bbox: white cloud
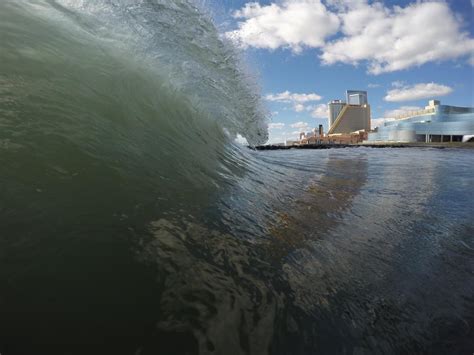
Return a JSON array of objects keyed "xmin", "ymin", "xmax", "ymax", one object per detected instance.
[
  {"xmin": 265, "ymin": 90, "xmax": 322, "ymax": 103},
  {"xmin": 290, "ymin": 121, "xmax": 311, "ymax": 131},
  {"xmin": 310, "ymin": 104, "xmax": 329, "ymax": 118},
  {"xmin": 321, "ymin": 1, "xmax": 474, "ymax": 74},
  {"xmin": 225, "ymin": 0, "xmax": 340, "ymax": 53},
  {"xmin": 368, "ymin": 83, "xmax": 381, "ymax": 88},
  {"xmin": 384, "ymin": 106, "xmax": 422, "ymax": 118},
  {"xmin": 294, "ymin": 103, "xmax": 305, "ymax": 112},
  {"xmin": 226, "ymin": 1, "xmax": 474, "ymax": 74},
  {"xmin": 325, "ymin": 0, "xmax": 367, "ymax": 11},
  {"xmin": 266, "ymin": 91, "xmax": 322, "ymax": 114},
  {"xmin": 268, "ymin": 122, "xmax": 285, "ymax": 129},
  {"xmin": 271, "ymin": 111, "xmax": 279, "ymax": 116},
  {"xmin": 384, "ymin": 82, "xmax": 453, "ymax": 102}
]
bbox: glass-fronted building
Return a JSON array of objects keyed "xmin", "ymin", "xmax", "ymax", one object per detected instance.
[{"xmin": 367, "ymin": 100, "xmax": 474, "ymax": 143}]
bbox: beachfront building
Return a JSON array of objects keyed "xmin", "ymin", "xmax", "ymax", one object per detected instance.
[
  {"xmin": 289, "ymin": 90, "xmax": 370, "ymax": 146},
  {"xmin": 367, "ymin": 100, "xmax": 474, "ymax": 143},
  {"xmin": 327, "ymin": 90, "xmax": 371, "ymax": 134}
]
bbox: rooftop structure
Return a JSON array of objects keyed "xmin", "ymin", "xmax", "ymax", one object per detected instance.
[
  {"xmin": 367, "ymin": 100, "xmax": 474, "ymax": 143},
  {"xmin": 346, "ymin": 90, "xmax": 368, "ymax": 105}
]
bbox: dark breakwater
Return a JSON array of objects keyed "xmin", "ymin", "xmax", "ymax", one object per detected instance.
[{"xmin": 254, "ymin": 143, "xmax": 474, "ymax": 150}]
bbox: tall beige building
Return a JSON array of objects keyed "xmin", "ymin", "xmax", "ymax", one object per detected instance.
[{"xmin": 328, "ymin": 90, "xmax": 371, "ymax": 134}]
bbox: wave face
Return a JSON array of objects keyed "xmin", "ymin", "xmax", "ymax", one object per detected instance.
[{"xmin": 0, "ymin": 0, "xmax": 268, "ymax": 197}]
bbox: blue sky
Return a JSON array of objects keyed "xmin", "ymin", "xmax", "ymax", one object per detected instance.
[{"xmin": 210, "ymin": 0, "xmax": 474, "ymax": 143}]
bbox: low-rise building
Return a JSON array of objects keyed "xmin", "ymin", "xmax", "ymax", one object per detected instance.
[{"xmin": 367, "ymin": 100, "xmax": 474, "ymax": 143}]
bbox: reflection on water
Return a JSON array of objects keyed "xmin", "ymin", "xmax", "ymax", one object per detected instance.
[
  {"xmin": 1, "ymin": 148, "xmax": 474, "ymax": 355},
  {"xmin": 131, "ymin": 149, "xmax": 474, "ymax": 355},
  {"xmin": 138, "ymin": 218, "xmax": 277, "ymax": 354},
  {"xmin": 266, "ymin": 156, "xmax": 368, "ymax": 260}
]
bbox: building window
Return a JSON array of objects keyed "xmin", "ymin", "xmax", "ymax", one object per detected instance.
[{"xmin": 416, "ymin": 135, "xmax": 425, "ymax": 142}]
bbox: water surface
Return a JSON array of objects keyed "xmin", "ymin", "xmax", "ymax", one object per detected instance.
[{"xmin": 1, "ymin": 147, "xmax": 473, "ymax": 354}]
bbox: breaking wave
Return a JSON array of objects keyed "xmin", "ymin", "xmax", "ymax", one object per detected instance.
[{"xmin": 0, "ymin": 0, "xmax": 268, "ymax": 203}]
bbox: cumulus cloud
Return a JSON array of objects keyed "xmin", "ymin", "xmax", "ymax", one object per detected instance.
[
  {"xmin": 227, "ymin": 0, "xmax": 474, "ymax": 74},
  {"xmin": 294, "ymin": 103, "xmax": 305, "ymax": 112},
  {"xmin": 225, "ymin": 0, "xmax": 340, "ymax": 53},
  {"xmin": 290, "ymin": 121, "xmax": 311, "ymax": 130},
  {"xmin": 309, "ymin": 104, "xmax": 329, "ymax": 118},
  {"xmin": 384, "ymin": 82, "xmax": 453, "ymax": 102},
  {"xmin": 325, "ymin": 0, "xmax": 367, "ymax": 11},
  {"xmin": 265, "ymin": 90, "xmax": 322, "ymax": 103},
  {"xmin": 321, "ymin": 1, "xmax": 474, "ymax": 74},
  {"xmin": 268, "ymin": 122, "xmax": 285, "ymax": 129}
]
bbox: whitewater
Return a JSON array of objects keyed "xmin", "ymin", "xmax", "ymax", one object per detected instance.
[{"xmin": 1, "ymin": 1, "xmax": 473, "ymax": 355}]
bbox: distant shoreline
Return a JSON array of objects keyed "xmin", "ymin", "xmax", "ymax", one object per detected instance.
[{"xmin": 252, "ymin": 142, "xmax": 474, "ymax": 151}]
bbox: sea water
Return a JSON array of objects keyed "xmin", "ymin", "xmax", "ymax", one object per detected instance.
[{"xmin": 0, "ymin": 1, "xmax": 473, "ymax": 354}]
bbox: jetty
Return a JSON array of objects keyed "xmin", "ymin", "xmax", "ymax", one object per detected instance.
[{"xmin": 252, "ymin": 142, "xmax": 474, "ymax": 150}]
